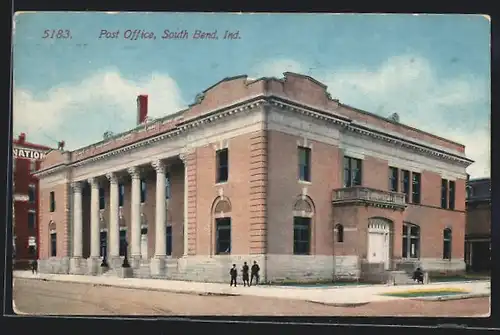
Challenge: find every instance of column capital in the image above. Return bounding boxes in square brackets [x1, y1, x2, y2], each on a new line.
[71, 181, 83, 192]
[106, 172, 118, 184]
[151, 160, 165, 174]
[179, 147, 195, 163]
[87, 177, 100, 187]
[127, 166, 141, 179]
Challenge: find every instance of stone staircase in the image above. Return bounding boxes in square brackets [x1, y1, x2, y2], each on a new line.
[387, 270, 418, 285]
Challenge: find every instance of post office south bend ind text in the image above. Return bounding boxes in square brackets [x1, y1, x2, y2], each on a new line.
[34, 72, 472, 283]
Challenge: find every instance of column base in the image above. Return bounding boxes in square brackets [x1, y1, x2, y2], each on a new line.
[109, 256, 123, 270]
[150, 256, 167, 277]
[87, 257, 101, 275]
[130, 255, 142, 269]
[69, 257, 85, 275]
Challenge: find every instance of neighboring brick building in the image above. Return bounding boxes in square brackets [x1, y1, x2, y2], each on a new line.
[13, 133, 52, 268]
[465, 178, 491, 273]
[34, 73, 473, 283]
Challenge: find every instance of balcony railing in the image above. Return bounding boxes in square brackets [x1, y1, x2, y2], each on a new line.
[332, 186, 406, 210]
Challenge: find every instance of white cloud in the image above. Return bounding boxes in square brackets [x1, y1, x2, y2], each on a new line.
[13, 69, 186, 150]
[253, 56, 490, 178]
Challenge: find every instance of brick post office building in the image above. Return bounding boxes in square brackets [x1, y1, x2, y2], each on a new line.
[465, 178, 491, 273]
[34, 72, 473, 283]
[13, 133, 52, 268]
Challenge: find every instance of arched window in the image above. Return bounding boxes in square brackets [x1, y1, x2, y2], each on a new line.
[402, 223, 420, 259]
[443, 228, 452, 260]
[213, 197, 232, 254]
[335, 224, 344, 243]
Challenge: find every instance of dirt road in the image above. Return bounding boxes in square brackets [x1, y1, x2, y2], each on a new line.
[13, 278, 489, 317]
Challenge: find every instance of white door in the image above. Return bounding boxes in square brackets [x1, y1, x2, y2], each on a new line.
[368, 232, 384, 263]
[367, 220, 391, 269]
[141, 233, 148, 259]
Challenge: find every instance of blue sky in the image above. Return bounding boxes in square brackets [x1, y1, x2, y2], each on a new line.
[13, 13, 490, 177]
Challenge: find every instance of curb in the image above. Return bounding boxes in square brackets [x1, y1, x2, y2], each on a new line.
[306, 300, 370, 308]
[410, 293, 490, 302]
[16, 276, 242, 297]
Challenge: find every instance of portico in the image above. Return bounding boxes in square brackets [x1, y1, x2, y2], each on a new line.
[67, 156, 189, 277]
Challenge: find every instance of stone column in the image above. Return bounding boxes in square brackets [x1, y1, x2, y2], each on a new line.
[70, 181, 83, 274]
[128, 166, 142, 268]
[106, 172, 121, 268]
[151, 159, 167, 276]
[179, 153, 189, 256]
[87, 177, 101, 275]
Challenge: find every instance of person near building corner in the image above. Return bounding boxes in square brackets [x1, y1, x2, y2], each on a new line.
[250, 261, 260, 286]
[242, 262, 250, 287]
[229, 264, 237, 287]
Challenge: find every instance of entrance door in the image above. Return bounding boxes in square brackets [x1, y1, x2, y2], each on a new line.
[140, 227, 148, 259]
[367, 220, 391, 270]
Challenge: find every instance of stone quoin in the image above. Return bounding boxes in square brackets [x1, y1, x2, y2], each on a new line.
[33, 72, 473, 283]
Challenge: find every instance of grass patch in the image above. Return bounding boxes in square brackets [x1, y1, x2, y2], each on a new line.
[382, 288, 469, 298]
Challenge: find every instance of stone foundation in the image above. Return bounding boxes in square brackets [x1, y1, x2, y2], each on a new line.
[37, 255, 466, 283]
[38, 257, 70, 274]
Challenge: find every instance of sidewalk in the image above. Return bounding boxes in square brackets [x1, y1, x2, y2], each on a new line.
[13, 271, 491, 306]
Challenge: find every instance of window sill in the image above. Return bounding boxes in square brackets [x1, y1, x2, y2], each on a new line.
[215, 182, 228, 186]
[298, 180, 311, 185]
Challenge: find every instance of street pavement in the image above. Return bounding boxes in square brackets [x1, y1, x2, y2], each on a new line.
[13, 271, 490, 305]
[12, 278, 490, 316]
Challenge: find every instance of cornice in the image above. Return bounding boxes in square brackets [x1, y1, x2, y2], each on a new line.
[33, 163, 68, 178]
[37, 95, 473, 177]
[268, 97, 473, 168]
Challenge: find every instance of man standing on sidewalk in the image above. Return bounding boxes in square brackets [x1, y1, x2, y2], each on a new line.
[229, 264, 238, 287]
[250, 261, 260, 286]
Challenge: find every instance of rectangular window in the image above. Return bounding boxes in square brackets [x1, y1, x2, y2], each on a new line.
[166, 226, 172, 256]
[140, 179, 147, 203]
[100, 231, 108, 257]
[441, 179, 448, 209]
[449, 180, 455, 210]
[99, 188, 105, 210]
[443, 229, 452, 260]
[293, 217, 311, 255]
[215, 218, 231, 254]
[411, 172, 421, 204]
[119, 230, 127, 257]
[118, 183, 125, 207]
[165, 173, 171, 200]
[298, 146, 311, 182]
[28, 184, 36, 203]
[50, 232, 57, 257]
[402, 224, 420, 259]
[343, 156, 362, 187]
[389, 167, 399, 192]
[216, 148, 229, 183]
[401, 170, 410, 202]
[49, 191, 55, 212]
[28, 211, 36, 230]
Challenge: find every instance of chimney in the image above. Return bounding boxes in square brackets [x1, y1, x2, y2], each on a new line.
[137, 95, 148, 125]
[18, 133, 26, 143]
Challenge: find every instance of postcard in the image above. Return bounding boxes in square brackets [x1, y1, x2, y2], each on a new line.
[11, 12, 490, 317]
